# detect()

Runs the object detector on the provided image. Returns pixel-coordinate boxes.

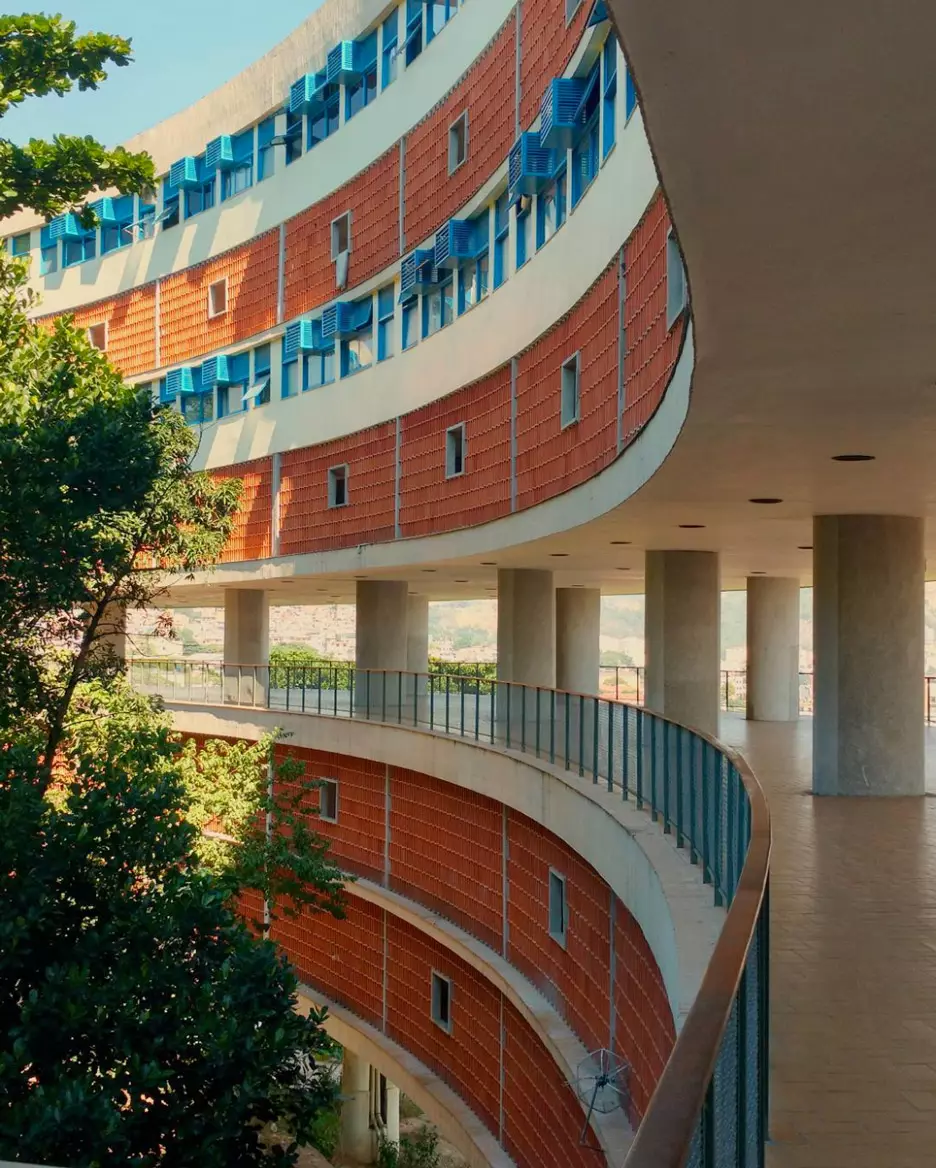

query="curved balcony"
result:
[134,660,771,1167]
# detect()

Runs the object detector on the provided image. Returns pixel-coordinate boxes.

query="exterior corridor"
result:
[719,717,936,1168]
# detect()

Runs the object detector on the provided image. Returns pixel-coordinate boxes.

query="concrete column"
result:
[384,1080,401,1145]
[92,601,128,665]
[746,577,801,722]
[496,569,556,686]
[340,1049,373,1164]
[813,515,924,796]
[405,593,430,708]
[556,588,601,695]
[355,580,409,717]
[223,589,269,706]
[645,551,720,736]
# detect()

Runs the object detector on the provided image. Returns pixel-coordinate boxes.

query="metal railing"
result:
[131,656,770,1168]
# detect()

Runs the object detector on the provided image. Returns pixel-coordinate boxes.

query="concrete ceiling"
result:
[161,1,936,608]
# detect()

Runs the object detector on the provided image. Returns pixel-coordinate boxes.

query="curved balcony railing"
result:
[129,657,770,1168]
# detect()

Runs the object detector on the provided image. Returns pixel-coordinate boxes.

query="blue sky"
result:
[4,1,326,146]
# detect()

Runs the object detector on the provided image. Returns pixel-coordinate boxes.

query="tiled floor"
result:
[718,716,936,1168]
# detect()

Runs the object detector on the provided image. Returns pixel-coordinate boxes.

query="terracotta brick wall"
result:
[67,285,158,377]
[284,148,400,321]
[398,367,512,537]
[160,231,279,366]
[211,456,272,563]
[403,19,516,248]
[519,0,590,129]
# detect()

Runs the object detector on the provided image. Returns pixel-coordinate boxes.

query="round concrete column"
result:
[496,568,556,686]
[406,594,430,675]
[556,588,601,695]
[746,576,801,722]
[355,580,409,717]
[813,515,924,796]
[339,1049,373,1164]
[223,589,269,706]
[645,551,720,736]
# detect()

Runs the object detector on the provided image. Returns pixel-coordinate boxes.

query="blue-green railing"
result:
[129,657,770,1168]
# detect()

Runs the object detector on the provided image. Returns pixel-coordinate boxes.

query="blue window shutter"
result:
[508,133,557,199]
[327,41,360,85]
[166,367,196,397]
[89,197,117,224]
[201,355,232,386]
[285,318,328,356]
[48,213,83,241]
[540,78,586,150]
[169,157,200,189]
[290,71,328,115]
[435,219,482,269]
[206,135,235,171]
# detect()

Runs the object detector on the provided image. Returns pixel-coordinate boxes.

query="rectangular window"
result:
[257,117,276,181]
[282,346,299,399]
[341,326,373,377]
[63,230,96,267]
[458,253,489,314]
[561,353,580,427]
[625,64,637,121]
[331,212,351,259]
[516,198,533,269]
[328,464,349,508]
[208,278,228,318]
[402,295,418,350]
[536,169,566,249]
[252,343,272,407]
[308,91,340,149]
[427,0,456,41]
[216,351,250,418]
[572,70,601,207]
[285,111,303,165]
[493,194,509,289]
[319,778,338,822]
[602,37,618,159]
[405,0,423,65]
[445,423,466,478]
[347,66,378,120]
[381,10,399,88]
[430,971,452,1032]
[302,345,336,391]
[422,273,453,339]
[666,231,687,327]
[87,323,107,351]
[10,231,30,256]
[448,111,468,174]
[161,178,181,231]
[565,0,583,21]
[377,285,395,361]
[40,226,58,275]
[548,869,568,946]
[182,391,214,426]
[221,162,253,201]
[184,158,215,218]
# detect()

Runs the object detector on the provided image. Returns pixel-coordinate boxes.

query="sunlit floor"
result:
[719,715,936,1168]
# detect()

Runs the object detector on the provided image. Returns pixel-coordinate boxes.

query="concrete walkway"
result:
[718,716,936,1168]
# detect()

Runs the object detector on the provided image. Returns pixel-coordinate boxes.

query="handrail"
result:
[130,657,771,1167]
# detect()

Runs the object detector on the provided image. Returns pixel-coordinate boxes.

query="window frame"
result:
[328,463,350,508]
[87,322,108,352]
[207,278,228,319]
[560,351,581,428]
[445,422,466,479]
[10,231,31,257]
[430,971,453,1033]
[331,212,352,260]
[318,778,339,823]
[377,285,396,361]
[548,868,568,947]
[448,111,469,175]
[666,229,688,328]
[565,0,584,23]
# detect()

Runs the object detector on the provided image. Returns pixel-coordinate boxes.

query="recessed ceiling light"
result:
[454,578,468,583]
[549,552,569,557]
[610,540,632,545]
[679,524,705,529]
[316,588,327,592]
[750,571,766,575]
[354,575,368,579]
[616,567,630,571]
[480,561,497,566]
[798,545,813,551]
[572,584,584,588]
[421,568,437,573]
[832,453,875,462]
[749,498,783,505]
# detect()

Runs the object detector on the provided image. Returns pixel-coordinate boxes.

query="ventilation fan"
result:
[574,1048,630,1146]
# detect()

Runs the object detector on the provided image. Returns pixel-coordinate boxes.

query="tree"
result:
[0,14,154,221]
[0,254,240,776]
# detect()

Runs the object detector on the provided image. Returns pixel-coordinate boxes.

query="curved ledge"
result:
[164,695,722,1033]
[296,988,515,1168]
[343,878,633,1163]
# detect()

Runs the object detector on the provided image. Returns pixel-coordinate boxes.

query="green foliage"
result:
[377,1126,442,1168]
[270,645,351,690]
[0,252,240,769]
[0,733,338,1167]
[307,1102,341,1160]
[599,650,635,667]
[0,14,154,220]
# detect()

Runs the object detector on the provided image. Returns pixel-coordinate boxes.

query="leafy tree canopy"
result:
[0,14,154,221]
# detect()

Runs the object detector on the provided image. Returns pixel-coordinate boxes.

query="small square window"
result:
[445,423,466,478]
[208,278,228,318]
[10,231,31,257]
[565,0,583,22]
[666,230,687,328]
[328,464,349,508]
[87,323,108,352]
[548,869,568,947]
[319,778,338,822]
[448,112,468,174]
[560,352,580,427]
[331,212,351,259]
[431,971,452,1032]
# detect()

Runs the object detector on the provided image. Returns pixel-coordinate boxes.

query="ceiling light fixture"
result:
[480,561,497,566]
[797,545,813,550]
[679,523,706,529]
[749,498,783,505]
[610,540,631,546]
[454,578,468,583]
[832,453,876,462]
[421,568,437,573]
[750,570,766,575]
[549,552,569,557]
